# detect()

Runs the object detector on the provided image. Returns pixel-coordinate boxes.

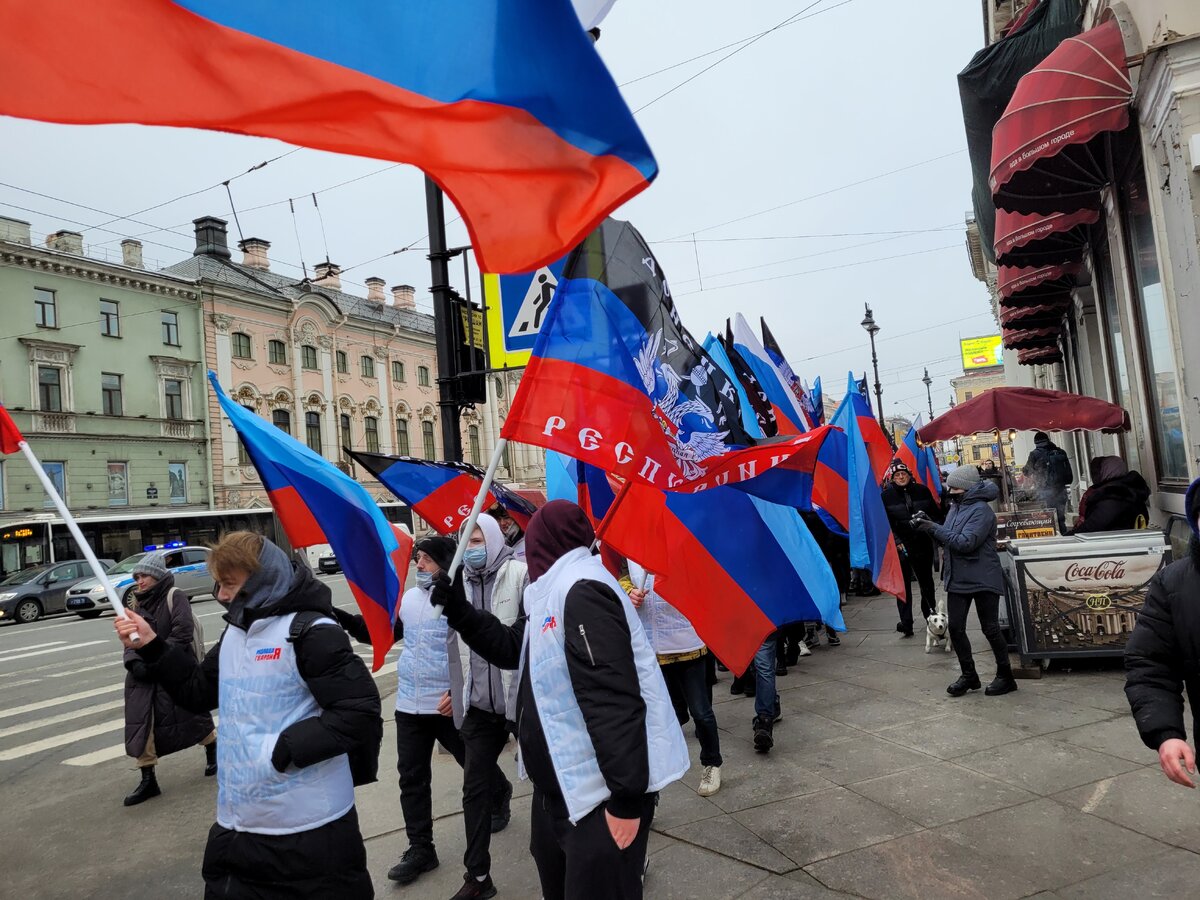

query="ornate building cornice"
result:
[0,247,199,299]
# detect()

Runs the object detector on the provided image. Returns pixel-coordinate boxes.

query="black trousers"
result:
[947,591,1009,676]
[897,549,937,630]
[529,791,656,900]
[659,654,722,768]
[394,711,466,851]
[460,707,512,878]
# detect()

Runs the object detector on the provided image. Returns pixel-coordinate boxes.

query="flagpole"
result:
[16,440,135,636]
[447,438,507,580]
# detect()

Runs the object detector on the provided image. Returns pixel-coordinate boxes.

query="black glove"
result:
[909,510,934,532]
[430,567,469,617]
[331,605,359,630]
[271,735,293,773]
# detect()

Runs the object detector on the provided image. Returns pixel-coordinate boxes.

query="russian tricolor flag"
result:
[730,314,808,434]
[0,0,654,274]
[211,375,409,670]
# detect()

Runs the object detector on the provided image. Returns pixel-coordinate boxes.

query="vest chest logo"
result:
[254,646,282,662]
[541,615,557,633]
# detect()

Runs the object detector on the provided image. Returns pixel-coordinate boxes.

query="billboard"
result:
[960,335,1004,371]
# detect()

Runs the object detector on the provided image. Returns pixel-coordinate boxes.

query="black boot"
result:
[123,766,161,807]
[985,666,1019,696]
[387,844,439,884]
[752,715,774,753]
[946,674,982,697]
[204,741,218,777]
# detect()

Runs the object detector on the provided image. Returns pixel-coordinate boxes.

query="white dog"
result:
[925,597,952,654]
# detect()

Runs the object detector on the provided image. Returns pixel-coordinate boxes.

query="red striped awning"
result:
[998,261,1080,300]
[990,18,1132,214]
[999,299,1068,327]
[1002,324,1061,349]
[1018,345,1064,366]
[993,207,1099,266]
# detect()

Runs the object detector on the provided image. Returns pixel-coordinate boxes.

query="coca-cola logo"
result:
[1065,560,1126,582]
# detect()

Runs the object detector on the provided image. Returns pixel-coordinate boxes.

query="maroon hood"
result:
[524,499,596,582]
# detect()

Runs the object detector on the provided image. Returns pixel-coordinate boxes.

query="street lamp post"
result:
[860,303,886,434]
[922,367,934,420]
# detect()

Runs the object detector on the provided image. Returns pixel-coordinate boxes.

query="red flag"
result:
[0,404,25,454]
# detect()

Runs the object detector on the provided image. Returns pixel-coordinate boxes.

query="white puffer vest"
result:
[629,562,704,656]
[217,613,354,835]
[519,548,690,824]
[451,558,526,727]
[395,585,452,716]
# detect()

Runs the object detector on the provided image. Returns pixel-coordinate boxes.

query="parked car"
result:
[66,546,211,618]
[0,559,117,624]
[317,552,341,575]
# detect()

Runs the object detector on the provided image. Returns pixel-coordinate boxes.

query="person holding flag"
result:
[113,531,383,899]
[881,462,942,636]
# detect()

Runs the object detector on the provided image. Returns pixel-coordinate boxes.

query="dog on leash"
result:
[925,597,952,653]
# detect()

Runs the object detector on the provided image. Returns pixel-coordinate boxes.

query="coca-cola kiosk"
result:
[999,529,1171,669]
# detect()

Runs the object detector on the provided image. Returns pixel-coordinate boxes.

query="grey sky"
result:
[0,0,992,422]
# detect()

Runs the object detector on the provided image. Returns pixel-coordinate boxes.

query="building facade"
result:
[950,369,1014,467]
[0,217,209,538]
[960,0,1200,533]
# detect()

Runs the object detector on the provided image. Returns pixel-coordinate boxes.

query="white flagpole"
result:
[17,440,135,636]
[447,438,508,581]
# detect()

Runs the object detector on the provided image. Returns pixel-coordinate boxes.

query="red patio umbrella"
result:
[919,386,1130,442]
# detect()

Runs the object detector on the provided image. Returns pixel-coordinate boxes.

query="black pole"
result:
[425,177,463,462]
[869,330,885,434]
[923,367,934,420]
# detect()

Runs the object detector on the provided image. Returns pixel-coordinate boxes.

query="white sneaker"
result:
[797,642,812,657]
[697,765,722,797]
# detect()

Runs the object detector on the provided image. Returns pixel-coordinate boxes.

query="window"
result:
[417,365,431,387]
[392,360,405,383]
[339,414,352,454]
[238,405,254,465]
[364,416,380,452]
[161,310,180,346]
[164,379,184,420]
[468,425,481,466]
[1122,162,1187,481]
[38,367,63,412]
[964,391,974,401]
[107,461,128,507]
[272,409,291,435]
[182,549,207,565]
[301,344,318,370]
[42,461,65,507]
[168,461,187,505]
[268,339,287,365]
[336,350,348,374]
[422,420,436,460]
[361,355,375,378]
[101,373,123,416]
[231,331,252,359]
[305,412,322,453]
[396,418,410,456]
[34,288,56,328]
[99,299,120,337]
[971,445,982,462]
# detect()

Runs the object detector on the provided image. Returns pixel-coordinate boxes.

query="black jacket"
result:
[438,574,651,819]
[880,481,942,554]
[1070,472,1151,534]
[137,563,381,899]
[1124,539,1200,751]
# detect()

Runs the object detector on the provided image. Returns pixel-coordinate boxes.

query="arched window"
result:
[364,416,380,453]
[396,418,410,456]
[422,420,436,460]
[468,425,481,465]
[301,345,318,370]
[361,355,375,378]
[335,350,348,374]
[305,411,322,453]
[272,409,291,435]
[417,365,431,387]
[231,332,252,359]
[268,339,287,365]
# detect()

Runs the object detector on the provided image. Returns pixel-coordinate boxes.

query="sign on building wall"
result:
[960,335,1004,371]
[483,253,570,368]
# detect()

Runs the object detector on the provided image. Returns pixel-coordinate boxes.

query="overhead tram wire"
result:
[633,0,846,114]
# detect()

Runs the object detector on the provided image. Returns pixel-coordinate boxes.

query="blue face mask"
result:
[463,547,488,570]
[415,570,434,589]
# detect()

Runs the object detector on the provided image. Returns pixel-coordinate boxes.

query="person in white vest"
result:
[443,512,527,900]
[431,500,690,900]
[333,534,466,888]
[622,559,723,798]
[114,532,381,899]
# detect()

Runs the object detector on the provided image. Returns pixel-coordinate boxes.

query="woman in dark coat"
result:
[1069,456,1150,534]
[122,552,216,807]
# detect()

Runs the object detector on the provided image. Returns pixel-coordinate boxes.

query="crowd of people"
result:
[107,445,1191,899]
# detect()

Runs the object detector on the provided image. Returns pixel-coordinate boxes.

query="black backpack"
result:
[288,610,382,787]
[1048,446,1073,486]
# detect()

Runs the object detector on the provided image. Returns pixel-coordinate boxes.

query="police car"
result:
[65,544,211,618]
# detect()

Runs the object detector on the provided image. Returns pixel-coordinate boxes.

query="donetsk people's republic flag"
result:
[502,218,833,496]
[211,374,408,670]
[0,0,655,274]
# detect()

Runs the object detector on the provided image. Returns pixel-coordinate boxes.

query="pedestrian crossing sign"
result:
[483,253,570,368]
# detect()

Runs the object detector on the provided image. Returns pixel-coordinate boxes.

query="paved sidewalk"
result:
[356,591,1199,899]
